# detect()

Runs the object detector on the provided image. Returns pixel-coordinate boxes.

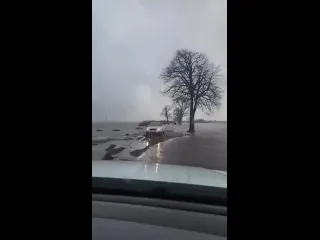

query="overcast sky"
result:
[92,0,227,122]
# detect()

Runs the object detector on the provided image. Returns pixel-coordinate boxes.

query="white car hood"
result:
[92,160,227,188]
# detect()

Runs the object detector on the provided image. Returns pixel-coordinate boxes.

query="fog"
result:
[92,0,227,122]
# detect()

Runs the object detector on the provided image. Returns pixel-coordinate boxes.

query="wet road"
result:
[140,123,227,171]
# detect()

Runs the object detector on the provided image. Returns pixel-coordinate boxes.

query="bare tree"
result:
[172,97,189,124]
[161,105,172,124]
[173,108,179,124]
[161,49,223,132]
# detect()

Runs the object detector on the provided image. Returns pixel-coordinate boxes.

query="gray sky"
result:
[92,0,227,122]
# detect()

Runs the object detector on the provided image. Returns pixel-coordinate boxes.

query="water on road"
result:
[140,123,227,171]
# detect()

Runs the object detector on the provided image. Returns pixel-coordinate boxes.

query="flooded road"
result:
[92,122,227,171]
[140,123,227,171]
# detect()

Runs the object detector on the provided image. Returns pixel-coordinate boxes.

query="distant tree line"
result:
[138,120,176,126]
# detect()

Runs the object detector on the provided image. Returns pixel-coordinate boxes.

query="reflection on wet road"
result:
[93,123,227,171]
[139,123,227,171]
[139,130,182,163]
[156,143,162,160]
[128,129,183,159]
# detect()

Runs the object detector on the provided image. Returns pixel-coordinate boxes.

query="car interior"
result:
[92,178,227,239]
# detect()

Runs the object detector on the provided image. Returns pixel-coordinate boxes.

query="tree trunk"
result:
[188,99,195,133]
[188,111,195,132]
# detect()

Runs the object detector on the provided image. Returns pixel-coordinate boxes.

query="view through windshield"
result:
[92,0,227,202]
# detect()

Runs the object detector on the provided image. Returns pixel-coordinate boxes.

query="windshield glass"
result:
[92,0,227,204]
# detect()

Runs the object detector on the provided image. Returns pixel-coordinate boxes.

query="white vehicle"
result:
[146,121,165,136]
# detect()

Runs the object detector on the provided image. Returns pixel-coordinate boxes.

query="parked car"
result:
[146,121,165,136]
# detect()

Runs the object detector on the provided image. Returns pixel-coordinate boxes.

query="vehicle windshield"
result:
[149,122,162,126]
[92,0,227,204]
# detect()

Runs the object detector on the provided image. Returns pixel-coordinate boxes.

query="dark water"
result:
[139,123,227,171]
